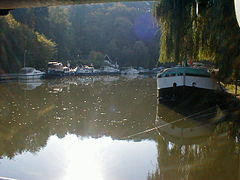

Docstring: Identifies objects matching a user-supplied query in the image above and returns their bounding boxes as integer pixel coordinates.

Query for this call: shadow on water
[150,91,240,180]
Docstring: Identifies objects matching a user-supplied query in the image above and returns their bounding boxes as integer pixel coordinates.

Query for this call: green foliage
[0,14,56,73]
[89,50,104,68]
[155,0,240,80]
[48,7,74,61]
[132,41,150,67]
[8,2,159,71]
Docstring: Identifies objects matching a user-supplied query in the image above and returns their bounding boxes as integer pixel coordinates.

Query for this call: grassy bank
[224,84,240,96]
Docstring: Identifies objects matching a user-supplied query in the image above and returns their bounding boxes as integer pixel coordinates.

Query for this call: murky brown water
[0,75,239,180]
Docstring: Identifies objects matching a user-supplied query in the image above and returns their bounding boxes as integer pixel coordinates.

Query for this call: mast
[23,50,27,68]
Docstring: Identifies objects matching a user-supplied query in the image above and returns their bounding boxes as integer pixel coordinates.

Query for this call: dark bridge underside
[0,0,156,9]
[1,0,238,28]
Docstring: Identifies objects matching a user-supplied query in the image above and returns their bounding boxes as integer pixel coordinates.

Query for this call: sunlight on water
[0,135,158,180]
[63,135,104,180]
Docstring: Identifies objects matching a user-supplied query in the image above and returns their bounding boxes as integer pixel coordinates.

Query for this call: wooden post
[235,65,240,96]
[235,78,238,96]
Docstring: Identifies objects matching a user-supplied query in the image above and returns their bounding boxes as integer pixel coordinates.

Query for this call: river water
[0,75,239,180]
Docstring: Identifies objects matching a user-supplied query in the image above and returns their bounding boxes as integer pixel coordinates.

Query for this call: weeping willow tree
[154,0,240,80]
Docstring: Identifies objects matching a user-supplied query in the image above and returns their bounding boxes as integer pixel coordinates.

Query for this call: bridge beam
[0,0,152,10]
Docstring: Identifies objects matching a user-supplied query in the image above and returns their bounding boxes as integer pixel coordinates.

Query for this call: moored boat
[18,67,45,79]
[101,57,120,75]
[152,66,164,74]
[75,65,94,75]
[138,67,151,74]
[102,66,120,74]
[47,61,64,77]
[157,66,220,100]
[93,69,102,74]
[121,67,139,75]
[63,66,77,76]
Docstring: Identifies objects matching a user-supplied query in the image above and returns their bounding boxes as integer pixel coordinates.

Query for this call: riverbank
[223,83,240,96]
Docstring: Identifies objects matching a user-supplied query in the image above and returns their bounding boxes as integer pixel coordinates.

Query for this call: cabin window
[19,68,33,73]
[185,73,210,77]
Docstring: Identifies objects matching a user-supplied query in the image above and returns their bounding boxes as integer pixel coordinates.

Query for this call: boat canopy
[158,67,210,77]
[19,67,35,73]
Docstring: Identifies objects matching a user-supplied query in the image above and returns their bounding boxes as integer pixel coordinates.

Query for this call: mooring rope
[121,105,219,140]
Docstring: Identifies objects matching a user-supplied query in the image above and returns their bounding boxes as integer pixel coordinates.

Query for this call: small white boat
[93,69,102,74]
[63,66,70,75]
[157,67,219,99]
[75,65,94,75]
[121,67,139,75]
[152,67,164,74]
[137,67,152,74]
[101,58,120,74]
[63,66,76,76]
[18,67,45,80]
[102,66,120,74]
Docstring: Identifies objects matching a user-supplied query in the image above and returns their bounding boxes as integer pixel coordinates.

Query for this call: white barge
[157,67,219,99]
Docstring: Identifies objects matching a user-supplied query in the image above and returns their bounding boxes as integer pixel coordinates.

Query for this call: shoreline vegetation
[224,83,240,96]
[0,2,160,74]
[154,0,240,82]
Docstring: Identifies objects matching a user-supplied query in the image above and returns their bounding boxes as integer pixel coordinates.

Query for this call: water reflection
[1,76,240,180]
[0,76,156,158]
[0,135,157,180]
[18,79,44,91]
[150,97,240,180]
[156,104,216,145]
